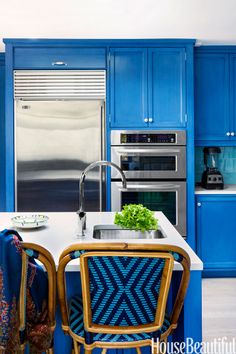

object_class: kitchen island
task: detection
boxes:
[0,212,203,354]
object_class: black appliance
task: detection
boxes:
[201,147,224,190]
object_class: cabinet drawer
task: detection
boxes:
[14,47,106,69]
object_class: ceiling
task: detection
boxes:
[1,0,236,51]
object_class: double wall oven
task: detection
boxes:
[110,130,187,237]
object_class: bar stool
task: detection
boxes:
[57,243,190,354]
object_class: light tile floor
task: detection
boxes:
[203,278,236,344]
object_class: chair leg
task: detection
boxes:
[20,344,26,354]
[136,348,142,354]
[84,349,92,354]
[46,349,54,354]
[73,339,81,354]
[101,350,107,354]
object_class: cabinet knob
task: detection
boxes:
[231,132,235,136]
[226,132,231,136]
[144,118,148,123]
[197,202,201,207]
[148,118,153,123]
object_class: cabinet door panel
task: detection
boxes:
[230,54,236,138]
[148,48,186,128]
[14,47,106,69]
[109,48,148,128]
[197,197,236,272]
[195,54,229,141]
[0,56,5,211]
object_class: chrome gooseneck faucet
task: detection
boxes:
[77,160,127,237]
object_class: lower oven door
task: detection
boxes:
[111,181,186,237]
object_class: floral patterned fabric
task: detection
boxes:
[0,229,53,353]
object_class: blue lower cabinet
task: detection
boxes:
[196,194,236,277]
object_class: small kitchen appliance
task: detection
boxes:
[201,147,224,190]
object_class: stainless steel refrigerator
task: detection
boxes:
[14,70,106,212]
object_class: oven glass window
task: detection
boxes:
[121,191,176,225]
[120,156,176,171]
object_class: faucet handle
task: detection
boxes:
[77,210,86,237]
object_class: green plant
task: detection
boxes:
[114,204,158,232]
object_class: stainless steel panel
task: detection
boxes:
[111,145,186,179]
[111,130,186,145]
[15,100,105,212]
[111,181,186,236]
[14,70,106,100]
[93,225,166,240]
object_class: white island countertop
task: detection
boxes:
[0,212,203,271]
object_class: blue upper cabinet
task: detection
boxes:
[110,47,187,129]
[148,48,186,128]
[195,52,229,142]
[230,54,236,139]
[109,48,148,128]
[14,47,107,70]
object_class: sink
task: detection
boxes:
[93,225,166,240]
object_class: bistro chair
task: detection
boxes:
[0,229,56,354]
[57,243,190,354]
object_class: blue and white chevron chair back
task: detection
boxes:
[80,251,174,333]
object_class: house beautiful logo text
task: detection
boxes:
[151,337,236,354]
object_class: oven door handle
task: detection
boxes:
[122,184,181,191]
[115,148,181,154]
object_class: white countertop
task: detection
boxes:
[0,212,203,271]
[195,184,236,194]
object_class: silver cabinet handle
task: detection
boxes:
[149,118,153,123]
[52,61,67,66]
[144,118,148,123]
[116,148,181,154]
[231,132,235,136]
[226,132,231,136]
[125,184,180,190]
[197,202,201,207]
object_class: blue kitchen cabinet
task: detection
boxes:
[230,54,236,139]
[109,48,148,128]
[195,53,230,142]
[196,194,236,277]
[0,54,5,211]
[148,48,186,128]
[14,47,107,69]
[110,47,187,129]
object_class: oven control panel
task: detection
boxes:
[120,133,176,144]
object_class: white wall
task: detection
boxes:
[1,0,236,51]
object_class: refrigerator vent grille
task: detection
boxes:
[14,70,106,99]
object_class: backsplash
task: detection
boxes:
[195,147,236,184]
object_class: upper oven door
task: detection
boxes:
[111,146,186,179]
